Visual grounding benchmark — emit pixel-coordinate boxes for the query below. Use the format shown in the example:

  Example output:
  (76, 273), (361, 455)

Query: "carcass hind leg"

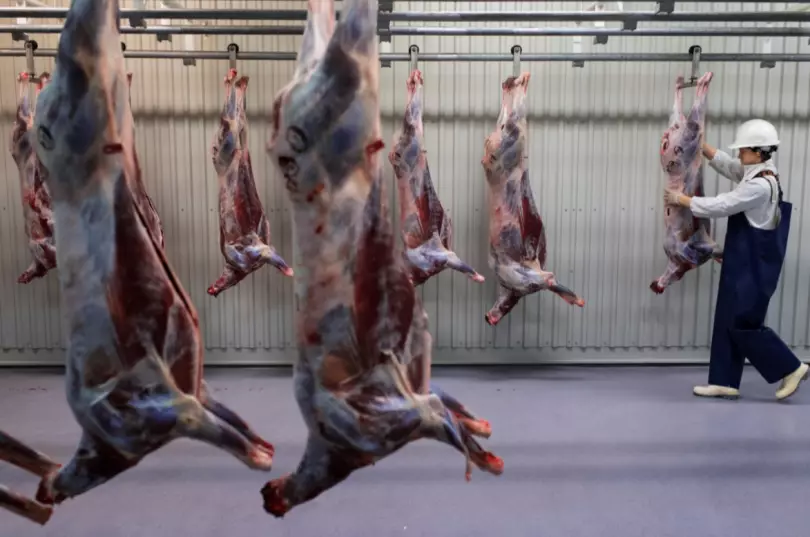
(429, 384), (492, 439)
(418, 393), (503, 480)
(295, 0), (336, 78)
(445, 250), (485, 283)
(262, 434), (366, 518)
(546, 273), (586, 307)
(253, 244), (294, 277)
(199, 381), (275, 456)
(207, 264), (246, 297)
(485, 286), (522, 326)
(172, 393), (273, 472)
(17, 261), (47, 284)
(0, 485), (53, 525)
(650, 261), (688, 294)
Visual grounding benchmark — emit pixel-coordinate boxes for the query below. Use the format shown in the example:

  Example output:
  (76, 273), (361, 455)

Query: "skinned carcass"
(0, 430), (60, 525)
(482, 73), (585, 326)
(389, 69), (484, 286)
(126, 72), (165, 250)
(10, 71), (56, 284)
(262, 0), (503, 518)
(31, 0), (274, 506)
(651, 73), (721, 294)
(208, 68), (293, 297)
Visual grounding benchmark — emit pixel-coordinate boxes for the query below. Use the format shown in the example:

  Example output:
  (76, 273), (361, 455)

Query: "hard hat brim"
(728, 140), (780, 150)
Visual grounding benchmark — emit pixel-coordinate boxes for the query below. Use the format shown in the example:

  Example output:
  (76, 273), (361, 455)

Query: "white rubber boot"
(693, 385), (740, 399)
(776, 363), (809, 401)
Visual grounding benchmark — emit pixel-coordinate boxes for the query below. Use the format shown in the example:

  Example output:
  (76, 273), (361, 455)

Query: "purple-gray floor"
(1, 366), (809, 537)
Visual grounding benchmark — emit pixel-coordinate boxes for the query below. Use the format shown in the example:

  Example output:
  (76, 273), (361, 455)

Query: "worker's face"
(738, 147), (763, 165)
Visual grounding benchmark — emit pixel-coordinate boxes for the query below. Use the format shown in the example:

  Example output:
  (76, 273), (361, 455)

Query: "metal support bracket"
(378, 0), (393, 43)
(594, 34), (609, 45)
(679, 45), (702, 87)
(379, 0), (393, 67)
(512, 45), (522, 76)
(228, 43), (239, 70)
(409, 44), (419, 72)
(760, 28), (776, 69)
(24, 39), (36, 78)
(156, 30), (172, 42)
(571, 36), (584, 68)
(656, 1), (675, 14)
(622, 18), (638, 31)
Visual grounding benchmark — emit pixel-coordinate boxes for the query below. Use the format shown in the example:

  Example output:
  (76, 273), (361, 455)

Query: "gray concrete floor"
(1, 366), (809, 537)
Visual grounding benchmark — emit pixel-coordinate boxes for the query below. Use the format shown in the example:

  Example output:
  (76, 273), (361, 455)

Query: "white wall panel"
(1, 1), (809, 365)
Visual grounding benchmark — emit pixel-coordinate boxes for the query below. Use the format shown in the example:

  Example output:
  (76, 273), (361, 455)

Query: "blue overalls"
(708, 172), (801, 388)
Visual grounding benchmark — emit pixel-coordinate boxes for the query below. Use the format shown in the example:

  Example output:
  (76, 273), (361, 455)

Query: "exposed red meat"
(208, 68), (293, 297)
(482, 73), (585, 326)
(10, 71), (55, 284)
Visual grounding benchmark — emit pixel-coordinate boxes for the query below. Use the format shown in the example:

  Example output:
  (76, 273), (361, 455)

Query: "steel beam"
(3, 49), (810, 63)
(1, 8), (809, 23)
(4, 24), (810, 38)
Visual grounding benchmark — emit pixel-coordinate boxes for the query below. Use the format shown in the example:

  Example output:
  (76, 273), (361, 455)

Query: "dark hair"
(754, 145), (778, 161)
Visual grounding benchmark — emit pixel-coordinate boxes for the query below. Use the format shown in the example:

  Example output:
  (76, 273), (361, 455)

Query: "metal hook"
(24, 39), (37, 78)
(511, 45), (522, 77)
(688, 45), (701, 85)
(409, 44), (419, 72)
(228, 43), (239, 71)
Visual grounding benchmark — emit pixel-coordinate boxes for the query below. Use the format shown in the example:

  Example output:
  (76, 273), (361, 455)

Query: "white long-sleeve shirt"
(689, 150), (781, 230)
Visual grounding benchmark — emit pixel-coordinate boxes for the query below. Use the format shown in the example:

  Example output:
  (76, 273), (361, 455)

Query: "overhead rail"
(3, 48), (809, 64)
(4, 24), (810, 38)
(1, 7), (810, 23)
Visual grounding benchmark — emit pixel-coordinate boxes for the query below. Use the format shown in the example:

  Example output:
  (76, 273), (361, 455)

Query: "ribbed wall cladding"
(1, 1), (809, 365)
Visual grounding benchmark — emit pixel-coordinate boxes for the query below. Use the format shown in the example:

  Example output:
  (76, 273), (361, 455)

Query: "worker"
(663, 119), (808, 401)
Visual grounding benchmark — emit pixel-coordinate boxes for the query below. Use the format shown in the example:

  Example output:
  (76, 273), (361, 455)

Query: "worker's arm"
(664, 179), (771, 219)
(703, 143), (744, 183)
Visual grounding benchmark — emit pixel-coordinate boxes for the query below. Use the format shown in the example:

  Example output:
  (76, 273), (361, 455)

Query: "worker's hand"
(663, 188), (689, 207)
(701, 139), (717, 160)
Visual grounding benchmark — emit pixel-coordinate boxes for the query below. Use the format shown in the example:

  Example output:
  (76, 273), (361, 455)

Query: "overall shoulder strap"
(754, 170), (783, 227)
(754, 170), (782, 204)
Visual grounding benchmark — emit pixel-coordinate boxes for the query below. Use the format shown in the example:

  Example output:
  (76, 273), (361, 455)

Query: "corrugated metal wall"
(1, 1), (809, 365)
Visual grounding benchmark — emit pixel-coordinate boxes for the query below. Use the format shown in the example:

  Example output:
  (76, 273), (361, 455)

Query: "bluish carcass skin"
(10, 71), (56, 284)
(208, 68), (293, 297)
(482, 73), (585, 326)
(0, 429), (60, 525)
(31, 0), (275, 507)
(262, 0), (503, 518)
(388, 69), (484, 286)
(651, 73), (721, 294)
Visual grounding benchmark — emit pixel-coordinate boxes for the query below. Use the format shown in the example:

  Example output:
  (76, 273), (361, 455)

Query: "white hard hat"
(728, 119), (780, 150)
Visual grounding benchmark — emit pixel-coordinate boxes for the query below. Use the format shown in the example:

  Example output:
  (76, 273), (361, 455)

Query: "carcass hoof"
(649, 281), (665, 295)
(261, 478), (290, 518)
(206, 285), (220, 297)
(484, 312), (499, 326)
(249, 446), (274, 471)
(471, 451), (505, 476)
(458, 417), (492, 439)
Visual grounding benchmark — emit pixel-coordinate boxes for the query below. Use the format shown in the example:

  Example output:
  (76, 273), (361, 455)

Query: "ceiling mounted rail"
(4, 24), (810, 38)
(3, 48), (809, 63)
(1, 8), (809, 23)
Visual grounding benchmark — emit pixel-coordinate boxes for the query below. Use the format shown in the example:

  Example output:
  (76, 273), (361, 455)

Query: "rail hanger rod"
(4, 24), (810, 38)
(1, 8), (810, 23)
(2, 49), (809, 62)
